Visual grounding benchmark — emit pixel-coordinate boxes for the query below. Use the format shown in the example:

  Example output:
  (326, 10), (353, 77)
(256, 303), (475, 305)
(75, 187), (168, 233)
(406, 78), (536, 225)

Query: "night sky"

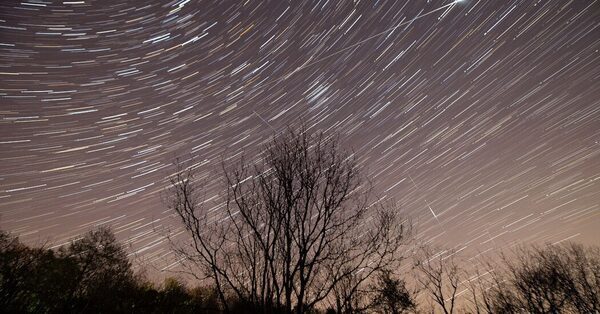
(1, 0), (599, 269)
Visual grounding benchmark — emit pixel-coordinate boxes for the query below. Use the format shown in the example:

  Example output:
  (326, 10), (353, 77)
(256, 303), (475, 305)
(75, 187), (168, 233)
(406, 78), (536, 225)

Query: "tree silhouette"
(370, 269), (415, 314)
(1, 227), (145, 313)
(414, 246), (461, 314)
(471, 243), (600, 314)
(166, 126), (410, 313)
(0, 230), (40, 311)
(58, 226), (138, 312)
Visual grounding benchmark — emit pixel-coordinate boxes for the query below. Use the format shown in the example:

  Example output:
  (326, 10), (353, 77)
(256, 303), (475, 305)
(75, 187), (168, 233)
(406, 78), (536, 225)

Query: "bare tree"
(166, 126), (410, 313)
(464, 266), (496, 314)
(330, 265), (370, 313)
(414, 247), (462, 314)
(469, 243), (600, 314)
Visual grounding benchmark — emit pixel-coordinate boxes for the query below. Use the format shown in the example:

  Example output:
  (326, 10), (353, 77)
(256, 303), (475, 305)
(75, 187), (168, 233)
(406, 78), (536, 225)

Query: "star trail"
(1, 0), (599, 268)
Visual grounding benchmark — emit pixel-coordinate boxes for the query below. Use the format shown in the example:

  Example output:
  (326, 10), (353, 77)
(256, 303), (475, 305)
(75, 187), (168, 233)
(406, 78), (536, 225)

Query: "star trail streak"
(1, 0), (599, 269)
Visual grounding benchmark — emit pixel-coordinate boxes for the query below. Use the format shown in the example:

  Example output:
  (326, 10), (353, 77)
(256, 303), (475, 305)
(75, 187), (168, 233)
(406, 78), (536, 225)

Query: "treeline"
(1, 227), (599, 313)
(414, 243), (600, 314)
(3, 127), (599, 313)
(0, 227), (221, 314)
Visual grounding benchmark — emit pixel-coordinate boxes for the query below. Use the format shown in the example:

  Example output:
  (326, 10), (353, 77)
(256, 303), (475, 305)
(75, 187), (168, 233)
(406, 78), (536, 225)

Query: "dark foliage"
(1, 230), (80, 313)
(1, 228), (600, 313)
(370, 270), (415, 314)
(0, 228), (220, 313)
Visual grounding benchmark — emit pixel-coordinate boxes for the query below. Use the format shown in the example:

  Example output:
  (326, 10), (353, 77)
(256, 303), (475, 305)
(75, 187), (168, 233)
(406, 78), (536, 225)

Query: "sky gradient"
(1, 0), (599, 268)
